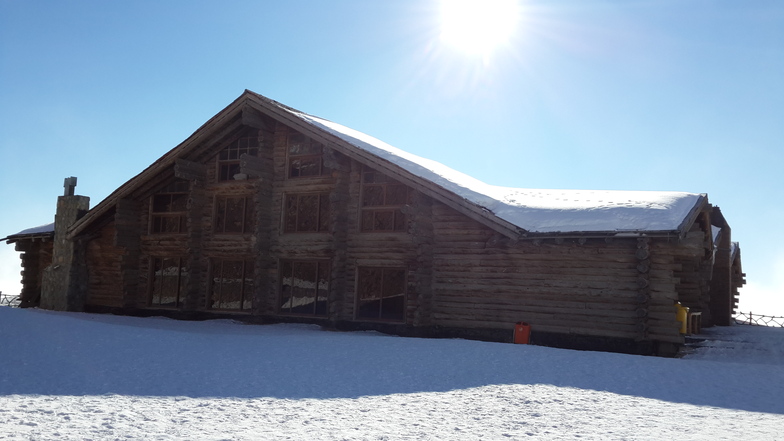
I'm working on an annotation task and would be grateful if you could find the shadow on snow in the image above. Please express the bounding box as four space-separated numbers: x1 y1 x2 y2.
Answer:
1 308 782 414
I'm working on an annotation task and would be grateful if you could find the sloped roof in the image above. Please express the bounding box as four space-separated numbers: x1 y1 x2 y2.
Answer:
2 222 55 243
67 90 706 239
280 103 704 235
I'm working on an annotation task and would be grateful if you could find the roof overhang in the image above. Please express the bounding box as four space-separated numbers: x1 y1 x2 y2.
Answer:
66 90 712 242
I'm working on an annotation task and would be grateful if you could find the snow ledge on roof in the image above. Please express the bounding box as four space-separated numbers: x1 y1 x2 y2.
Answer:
290 110 703 234
11 222 55 237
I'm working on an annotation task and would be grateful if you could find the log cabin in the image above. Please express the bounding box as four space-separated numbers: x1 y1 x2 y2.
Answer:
3 90 746 356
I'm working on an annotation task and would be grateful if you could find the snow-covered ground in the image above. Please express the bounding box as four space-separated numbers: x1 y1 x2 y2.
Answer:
1 308 782 440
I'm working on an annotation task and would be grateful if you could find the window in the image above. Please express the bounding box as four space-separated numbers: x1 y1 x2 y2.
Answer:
209 259 254 311
360 168 410 232
287 132 324 178
149 257 188 308
218 137 259 181
214 196 255 234
356 267 406 321
150 180 188 234
279 260 330 316
283 193 330 233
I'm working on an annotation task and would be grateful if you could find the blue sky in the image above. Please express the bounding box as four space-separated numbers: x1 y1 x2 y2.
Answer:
1 0 782 313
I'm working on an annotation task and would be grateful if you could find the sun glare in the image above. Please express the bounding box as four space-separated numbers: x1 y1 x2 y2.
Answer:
439 0 520 55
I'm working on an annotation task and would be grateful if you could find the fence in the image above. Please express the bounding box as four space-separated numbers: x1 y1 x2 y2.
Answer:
733 312 784 327
0 292 21 307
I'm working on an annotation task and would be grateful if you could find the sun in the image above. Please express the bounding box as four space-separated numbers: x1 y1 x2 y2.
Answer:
439 0 521 55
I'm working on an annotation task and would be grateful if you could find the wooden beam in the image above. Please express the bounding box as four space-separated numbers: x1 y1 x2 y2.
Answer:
241 106 270 130
174 159 207 182
240 153 265 178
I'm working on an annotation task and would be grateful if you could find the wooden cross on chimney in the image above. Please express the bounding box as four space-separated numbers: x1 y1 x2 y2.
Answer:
63 177 77 196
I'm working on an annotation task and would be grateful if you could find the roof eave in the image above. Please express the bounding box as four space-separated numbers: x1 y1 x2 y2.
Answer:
67 93 251 239
243 92 525 239
675 193 710 238
3 232 55 244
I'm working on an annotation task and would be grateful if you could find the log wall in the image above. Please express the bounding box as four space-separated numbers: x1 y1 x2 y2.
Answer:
429 204 684 344
76 116 708 351
14 239 53 307
85 222 123 307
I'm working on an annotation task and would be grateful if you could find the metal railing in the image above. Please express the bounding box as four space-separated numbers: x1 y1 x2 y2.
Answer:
733 312 784 327
0 292 21 307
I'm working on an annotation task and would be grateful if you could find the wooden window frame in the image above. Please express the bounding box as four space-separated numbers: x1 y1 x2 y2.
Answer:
278 259 330 316
355 266 406 322
217 137 259 182
214 195 255 234
208 258 254 312
149 180 189 235
359 168 410 233
147 256 188 309
286 132 325 179
282 192 331 234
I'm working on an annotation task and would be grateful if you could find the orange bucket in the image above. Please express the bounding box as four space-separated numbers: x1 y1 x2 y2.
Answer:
513 322 531 344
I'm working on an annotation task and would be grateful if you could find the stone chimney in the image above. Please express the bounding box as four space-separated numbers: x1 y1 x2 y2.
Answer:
40 177 90 311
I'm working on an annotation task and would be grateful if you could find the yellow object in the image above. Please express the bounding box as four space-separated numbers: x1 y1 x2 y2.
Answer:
675 303 689 334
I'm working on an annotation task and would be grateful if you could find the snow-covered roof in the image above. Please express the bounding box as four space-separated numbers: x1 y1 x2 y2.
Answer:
731 242 740 261
2 222 55 243
66 90 707 239
712 225 722 245
285 107 704 235
14 223 55 236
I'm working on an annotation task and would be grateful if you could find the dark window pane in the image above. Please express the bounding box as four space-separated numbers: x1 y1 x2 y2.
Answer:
316 262 330 316
166 216 182 233
380 295 405 321
288 159 302 178
297 156 321 177
288 133 307 154
319 195 330 233
357 299 380 319
288 133 323 178
381 269 405 320
279 260 329 316
218 137 257 182
152 215 183 234
393 210 407 232
244 199 255 233
151 258 163 305
243 269 254 311
279 260 293 312
170 194 187 212
357 267 405 321
296 195 318 232
219 261 244 309
288 134 321 156
362 185 384 207
153 195 172 213
215 198 226 232
152 217 163 233
151 257 183 307
219 163 241 181
291 262 317 314
284 193 328 233
374 211 394 231
224 197 245 233
383 269 406 299
386 185 408 205
361 211 375 232
284 195 298 233
215 197 251 234
358 267 382 301
210 259 253 311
